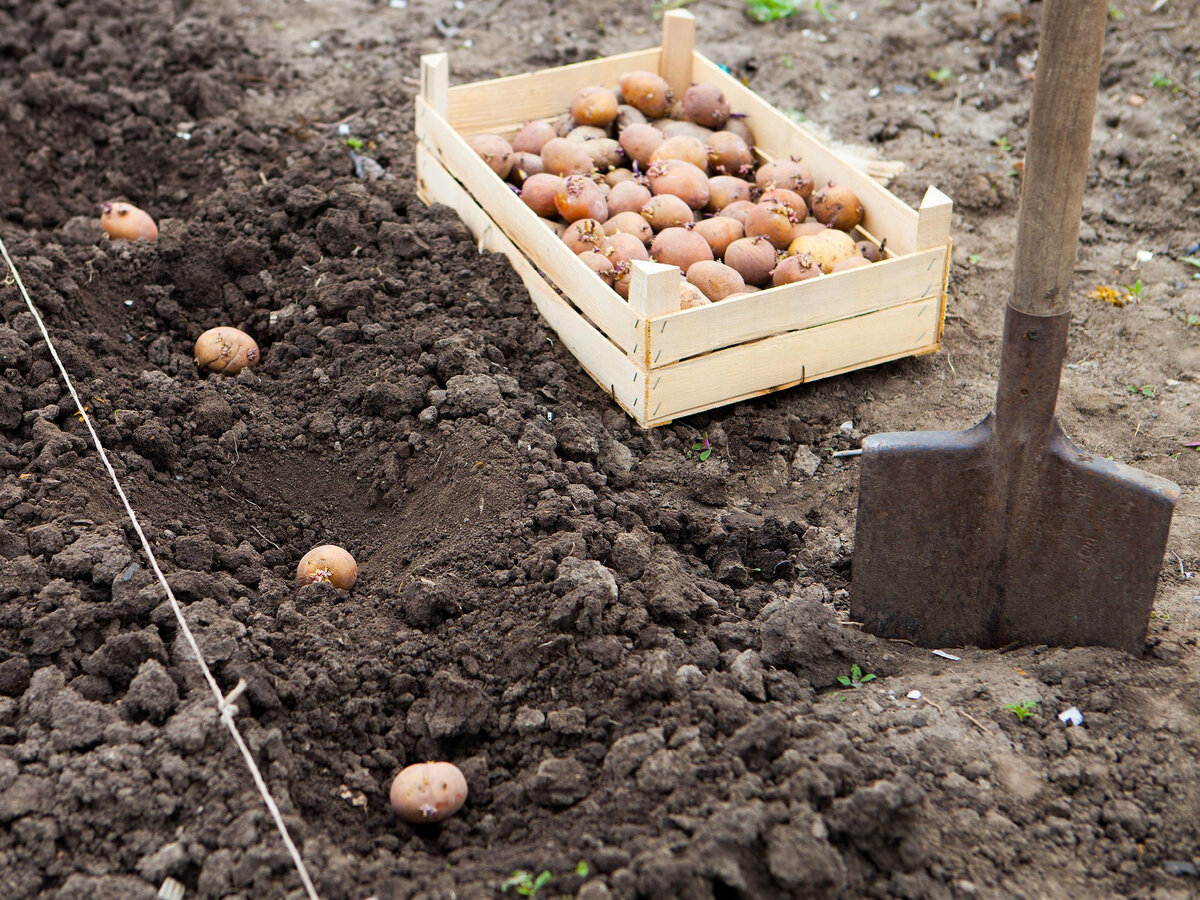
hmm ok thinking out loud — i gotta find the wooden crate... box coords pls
[414,10,952,427]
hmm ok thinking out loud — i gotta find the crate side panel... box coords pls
[649,245,948,366]
[647,297,941,421]
[691,54,920,256]
[446,48,662,134]
[417,97,643,357]
[417,145,648,420]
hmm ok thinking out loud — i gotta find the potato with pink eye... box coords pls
[705,131,753,176]
[296,544,358,589]
[772,253,823,286]
[467,134,513,179]
[555,175,608,223]
[562,218,606,254]
[812,182,865,231]
[755,158,815,200]
[512,120,556,154]
[646,159,710,211]
[578,249,617,285]
[194,326,259,375]
[601,232,650,267]
[571,85,619,128]
[641,194,694,231]
[101,201,158,242]
[390,762,468,824]
[649,135,708,171]
[604,211,654,245]
[682,83,731,129]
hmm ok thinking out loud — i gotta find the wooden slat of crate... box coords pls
[647,245,948,367]
[416,143,649,418]
[644,297,942,425]
[416,93,644,359]
[445,48,662,136]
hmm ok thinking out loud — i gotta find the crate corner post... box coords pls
[916,185,953,251]
[419,52,450,118]
[660,9,695,95]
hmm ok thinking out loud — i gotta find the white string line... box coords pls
[0,236,322,900]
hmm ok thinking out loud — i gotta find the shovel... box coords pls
[850,0,1179,656]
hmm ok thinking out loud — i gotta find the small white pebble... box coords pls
[1136,249,1153,262]
[907,690,922,700]
[337,123,351,135]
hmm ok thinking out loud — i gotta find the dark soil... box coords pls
[1,1,1199,898]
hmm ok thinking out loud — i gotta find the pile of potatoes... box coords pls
[467,72,884,307]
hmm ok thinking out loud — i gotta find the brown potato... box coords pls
[581,137,625,172]
[812,183,865,231]
[570,86,619,128]
[792,221,828,237]
[619,70,673,118]
[772,253,823,286]
[787,229,859,273]
[606,180,652,216]
[755,158,815,200]
[744,200,802,250]
[566,125,609,143]
[540,137,594,176]
[578,248,617,285]
[724,236,778,286]
[832,255,872,272]
[615,104,648,131]
[555,175,608,222]
[759,188,807,220]
[540,217,567,237]
[683,83,731,129]
[507,152,545,185]
[650,227,713,272]
[605,167,637,186]
[296,544,358,589]
[512,120,556,154]
[721,115,756,146]
[604,211,654,244]
[100,201,158,242]
[688,260,746,301]
[194,326,259,375]
[856,239,884,262]
[467,134,513,179]
[562,218,606,254]
[649,135,708,171]
[706,176,753,213]
[679,281,712,310]
[520,173,563,217]
[618,123,665,170]
[657,119,714,141]
[390,762,468,824]
[718,199,757,226]
[706,131,754,177]
[647,159,710,210]
[601,232,650,267]
[693,216,744,258]
[642,194,694,231]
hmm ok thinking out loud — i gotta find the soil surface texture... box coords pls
[1,0,1199,898]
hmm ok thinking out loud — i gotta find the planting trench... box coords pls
[2,0,1200,898]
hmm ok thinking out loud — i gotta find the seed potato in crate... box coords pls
[414,10,952,427]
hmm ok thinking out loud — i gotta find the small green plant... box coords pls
[1126,384,1157,398]
[345,136,365,150]
[1187,314,1200,328]
[968,253,982,265]
[575,860,590,877]
[781,107,807,124]
[837,663,876,688]
[1108,5,1125,20]
[993,135,1013,154]
[927,67,954,85]
[687,433,712,461]
[746,0,837,23]
[1150,73,1179,92]
[1179,256,1200,269]
[1004,699,1038,721]
[1122,279,1146,302]
[500,870,552,896]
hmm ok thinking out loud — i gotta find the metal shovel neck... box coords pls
[993,303,1071,449]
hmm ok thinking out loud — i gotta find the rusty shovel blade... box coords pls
[850,307,1180,656]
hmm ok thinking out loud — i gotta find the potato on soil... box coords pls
[679,281,712,309]
[650,227,713,272]
[745,200,802,250]
[555,175,608,222]
[100,201,158,242]
[195,326,259,375]
[688,260,746,302]
[706,175,752,213]
[772,253,823,286]
[788,229,858,273]
[812,183,865,231]
[832,255,871,272]
[467,134,513,179]
[520,173,562,217]
[390,762,468,824]
[718,199,757,226]
[641,194,694,230]
[618,70,673,118]
[649,134,708,171]
[693,216,744,258]
[540,137,594,176]
[296,544,358,589]
[706,131,754,177]
[856,240,884,262]
[604,211,654,244]
[570,86,619,128]
[618,123,664,170]
[755,158,814,200]
[724,236,778,286]
[682,83,731,129]
[578,248,617,285]
[512,120,556,154]
[647,159,710,210]
[581,137,624,172]
[562,218,606,254]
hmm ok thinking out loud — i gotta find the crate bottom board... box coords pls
[417,146,941,427]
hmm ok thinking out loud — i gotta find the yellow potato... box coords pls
[296,544,358,589]
[390,762,468,824]
[787,229,858,274]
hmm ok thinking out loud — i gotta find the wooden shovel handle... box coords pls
[1012,0,1108,317]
